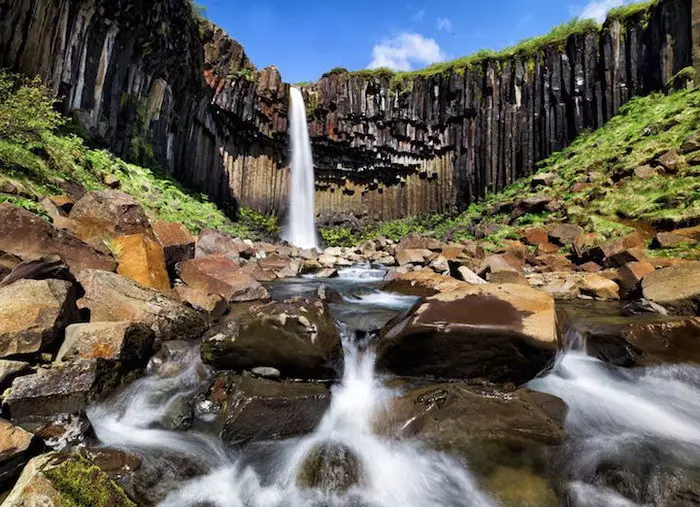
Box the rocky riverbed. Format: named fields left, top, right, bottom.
left=0, top=192, right=699, bottom=505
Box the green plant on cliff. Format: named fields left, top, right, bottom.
left=0, top=73, right=64, bottom=142
left=606, top=0, right=657, bottom=22
left=229, top=67, right=257, bottom=83
left=0, top=71, right=276, bottom=240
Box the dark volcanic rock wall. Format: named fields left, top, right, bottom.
left=0, top=0, right=696, bottom=223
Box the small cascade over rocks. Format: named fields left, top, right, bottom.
left=284, top=88, right=319, bottom=250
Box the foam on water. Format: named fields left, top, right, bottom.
left=336, top=265, right=387, bottom=282
left=341, top=291, right=418, bottom=310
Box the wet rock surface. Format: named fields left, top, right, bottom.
left=297, top=442, right=364, bottom=493
left=201, top=297, right=342, bottom=378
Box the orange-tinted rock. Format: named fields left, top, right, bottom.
left=68, top=190, right=153, bottom=242
left=535, top=242, right=560, bottom=256
left=195, top=229, right=242, bottom=259
left=534, top=254, right=575, bottom=272
left=673, top=225, right=700, bottom=241
left=578, top=261, right=602, bottom=273
left=152, top=221, right=195, bottom=275
left=487, top=271, right=530, bottom=285
left=175, top=286, right=228, bottom=319
left=383, top=270, right=468, bottom=296
left=579, top=274, right=620, bottom=300
left=641, top=262, right=700, bottom=315
left=481, top=253, right=523, bottom=274
left=113, top=234, right=170, bottom=291
left=0, top=205, right=116, bottom=274
left=548, top=224, right=583, bottom=245
left=617, top=261, right=655, bottom=299
left=257, top=254, right=300, bottom=279
left=397, top=234, right=443, bottom=251
left=522, top=227, right=549, bottom=246
left=652, top=232, right=697, bottom=249
left=57, top=322, right=154, bottom=364
left=395, top=249, right=431, bottom=266
left=179, top=256, right=269, bottom=302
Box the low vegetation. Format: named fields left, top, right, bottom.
left=320, top=87, right=700, bottom=257
left=0, top=71, right=277, bottom=239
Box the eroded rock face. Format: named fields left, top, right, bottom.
left=0, top=419, right=40, bottom=488
left=152, top=221, right=195, bottom=277
left=377, top=283, right=557, bottom=383
left=77, top=269, right=207, bottom=342
left=201, top=297, right=342, bottom=378
left=0, top=205, right=116, bottom=275
left=113, top=233, right=170, bottom=291
left=57, top=322, right=155, bottom=366
left=383, top=270, right=468, bottom=297
left=218, top=375, right=330, bottom=444
left=0, top=279, right=79, bottom=359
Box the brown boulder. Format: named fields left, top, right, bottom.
left=395, top=248, right=432, bottom=266
left=548, top=224, right=583, bottom=245
left=56, top=322, right=154, bottom=365
left=641, top=262, right=700, bottom=315
left=0, top=205, right=116, bottom=274
left=578, top=274, right=620, bottom=300
left=175, top=286, right=228, bottom=319
left=68, top=190, right=152, bottom=242
left=179, top=256, right=269, bottom=302
left=113, top=234, right=170, bottom=291
left=535, top=242, right=560, bottom=256
left=152, top=221, right=195, bottom=276
left=583, top=233, right=647, bottom=267
left=383, top=270, right=467, bottom=297
left=652, top=232, right=697, bottom=249
left=617, top=261, right=655, bottom=299
left=77, top=269, right=207, bottom=342
left=397, top=233, right=443, bottom=251
left=376, top=283, right=557, bottom=383
left=257, top=254, right=301, bottom=279
left=0, top=419, right=40, bottom=488
left=201, top=297, right=342, bottom=378
left=522, top=227, right=549, bottom=246
left=0, top=279, right=79, bottom=359
left=195, top=229, right=242, bottom=259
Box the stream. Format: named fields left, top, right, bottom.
left=86, top=266, right=700, bottom=506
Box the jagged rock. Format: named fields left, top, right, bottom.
left=377, top=283, right=557, bottom=383
left=395, top=248, right=432, bottom=266
left=152, top=221, right=195, bottom=277
left=479, top=253, right=522, bottom=275
left=527, top=272, right=581, bottom=299
left=652, top=232, right=697, bottom=249
left=0, top=279, right=79, bottom=359
left=68, top=190, right=152, bottom=242
left=0, top=205, right=116, bottom=274
left=195, top=229, right=244, bottom=260
left=0, top=255, right=74, bottom=287
left=656, top=149, right=681, bottom=172
left=680, top=132, right=700, bottom=153
left=297, top=442, right=364, bottom=493
left=0, top=251, right=22, bottom=280
left=582, top=233, right=647, bottom=267
left=535, top=242, right=560, bottom=255
left=456, top=266, right=488, bottom=285
left=2, top=452, right=135, bottom=507
left=4, top=360, right=119, bottom=427
left=383, top=270, right=467, bottom=296
left=641, top=262, right=700, bottom=315
left=617, top=261, right=655, bottom=299
left=201, top=297, right=342, bottom=378
left=397, top=234, right=443, bottom=251
left=179, top=255, right=269, bottom=302
left=0, top=419, right=40, bottom=488
left=633, top=165, right=659, bottom=179
left=257, top=254, right=301, bottom=279
left=622, top=299, right=669, bottom=316
left=560, top=314, right=700, bottom=366
left=0, top=361, right=31, bottom=388
left=79, top=447, right=142, bottom=481
left=218, top=375, right=330, bottom=444
left=77, top=269, right=207, bottom=342
left=174, top=286, right=228, bottom=319
left=522, top=227, right=549, bottom=246
left=547, top=224, right=583, bottom=245
left=531, top=172, right=557, bottom=188
left=488, top=271, right=530, bottom=285
left=113, top=233, right=170, bottom=291
left=56, top=322, right=154, bottom=365
left=251, top=367, right=281, bottom=379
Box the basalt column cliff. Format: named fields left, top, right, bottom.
left=0, top=0, right=697, bottom=223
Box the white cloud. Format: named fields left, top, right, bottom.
left=368, top=32, right=446, bottom=71
left=411, top=9, right=426, bottom=21
left=578, top=0, right=625, bottom=22
left=437, top=17, right=452, bottom=31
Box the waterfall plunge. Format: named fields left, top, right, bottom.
left=284, top=87, right=319, bottom=250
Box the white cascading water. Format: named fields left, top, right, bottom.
left=87, top=281, right=492, bottom=507
left=284, top=87, right=319, bottom=250
left=529, top=351, right=700, bottom=505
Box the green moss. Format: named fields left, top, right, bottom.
left=43, top=456, right=135, bottom=507
left=229, top=67, right=257, bottom=83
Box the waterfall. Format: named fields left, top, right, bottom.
left=284, top=87, right=319, bottom=250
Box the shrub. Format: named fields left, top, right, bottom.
left=0, top=72, right=64, bottom=142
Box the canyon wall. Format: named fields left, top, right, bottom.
left=0, top=0, right=697, bottom=224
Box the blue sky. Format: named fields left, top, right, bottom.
left=199, top=0, right=638, bottom=83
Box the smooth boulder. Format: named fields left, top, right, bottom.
left=77, top=270, right=207, bottom=342
left=377, top=283, right=557, bottom=383
left=0, top=279, right=79, bottom=359
left=201, top=297, right=342, bottom=378
left=113, top=233, right=170, bottom=291
left=179, top=256, right=269, bottom=302
left=68, top=190, right=152, bottom=242
left=57, top=322, right=155, bottom=366
left=642, top=262, right=700, bottom=315
left=297, top=442, right=364, bottom=493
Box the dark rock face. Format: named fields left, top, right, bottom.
left=297, top=442, right=364, bottom=493
left=0, top=0, right=694, bottom=222
left=217, top=375, right=330, bottom=445
left=201, top=297, right=342, bottom=379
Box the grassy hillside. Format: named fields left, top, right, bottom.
left=321, top=87, right=700, bottom=259
left=0, top=72, right=278, bottom=239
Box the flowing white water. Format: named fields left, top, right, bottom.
left=284, top=87, right=318, bottom=250
left=162, top=328, right=493, bottom=507
left=529, top=351, right=700, bottom=505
